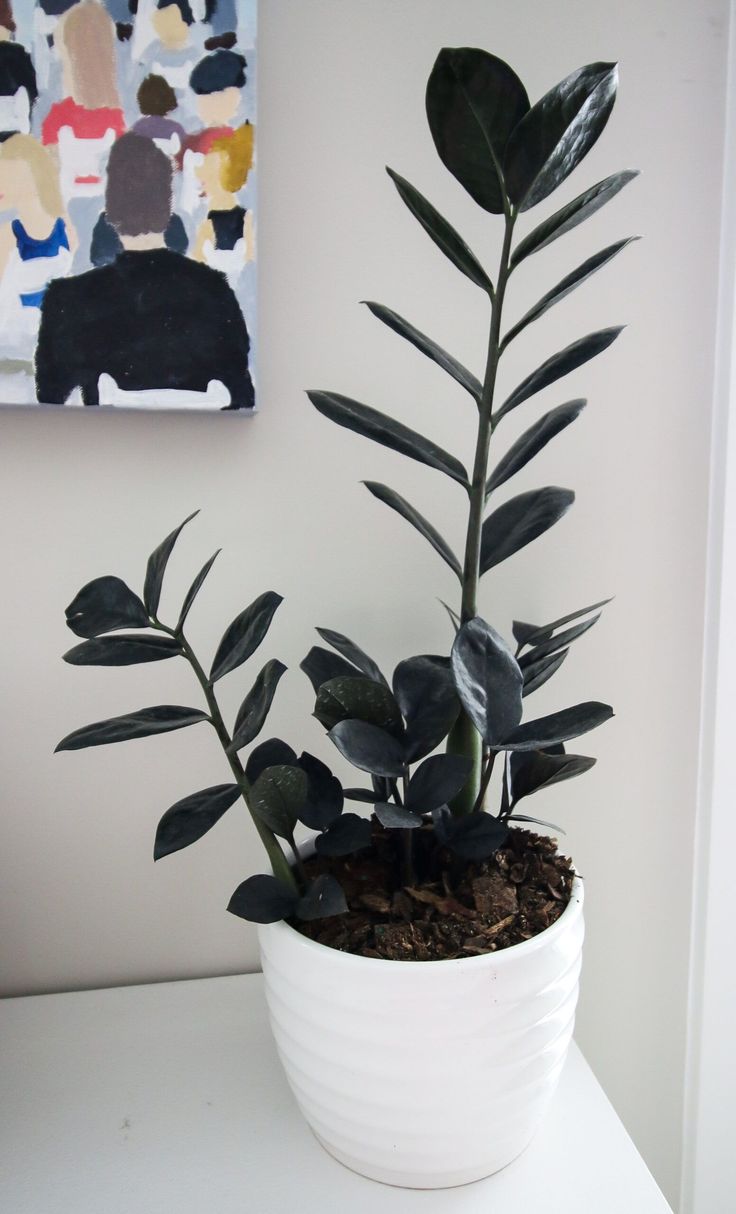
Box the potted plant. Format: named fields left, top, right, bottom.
left=57, top=47, right=636, bottom=1188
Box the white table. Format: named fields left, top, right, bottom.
left=0, top=972, right=672, bottom=1213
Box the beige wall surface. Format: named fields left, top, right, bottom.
left=0, top=0, right=729, bottom=1205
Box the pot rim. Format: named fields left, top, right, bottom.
left=260, top=872, right=583, bottom=971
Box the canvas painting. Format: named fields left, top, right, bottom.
left=0, top=0, right=256, bottom=411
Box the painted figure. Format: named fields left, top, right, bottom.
left=192, top=122, right=253, bottom=283
left=140, top=0, right=201, bottom=91
left=36, top=132, right=254, bottom=408
left=0, top=133, right=74, bottom=355
left=132, top=72, right=186, bottom=151
left=0, top=1, right=37, bottom=138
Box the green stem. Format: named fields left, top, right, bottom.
left=401, top=773, right=415, bottom=886
left=471, top=751, right=496, bottom=816
left=451, top=209, right=517, bottom=815
left=154, top=620, right=298, bottom=893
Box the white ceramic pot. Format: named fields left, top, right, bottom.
left=258, top=876, right=583, bottom=1189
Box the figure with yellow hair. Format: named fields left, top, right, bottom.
left=0, top=133, right=76, bottom=356
left=192, top=121, right=254, bottom=280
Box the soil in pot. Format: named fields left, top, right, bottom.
left=294, top=822, right=575, bottom=961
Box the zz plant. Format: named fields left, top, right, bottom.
left=58, top=48, right=634, bottom=928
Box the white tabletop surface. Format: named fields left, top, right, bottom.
left=0, top=971, right=672, bottom=1213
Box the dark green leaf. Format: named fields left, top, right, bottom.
left=144, top=510, right=199, bottom=619
left=344, top=787, right=381, bottom=803
left=250, top=765, right=307, bottom=839
left=503, top=239, right=636, bottom=349
left=481, top=487, right=574, bottom=574
left=511, top=169, right=639, bottom=269
left=439, top=599, right=461, bottom=633
left=374, top=802, right=423, bottom=829
left=300, top=645, right=361, bottom=695
left=426, top=46, right=530, bottom=214
left=386, top=167, right=493, bottom=292
left=176, top=549, right=220, bottom=632
left=307, top=391, right=469, bottom=488
left=55, top=705, right=209, bottom=752
left=154, top=783, right=241, bottom=860
left=314, top=813, right=372, bottom=857
left=228, top=874, right=298, bottom=923
left=514, top=598, right=612, bottom=649
left=296, top=874, right=348, bottom=921
left=392, top=654, right=461, bottom=762
left=505, top=62, right=618, bottom=210
left=509, top=750, right=596, bottom=805
left=363, top=302, right=481, bottom=400
left=210, top=590, right=283, bottom=684
left=329, top=720, right=406, bottom=778
left=63, top=634, right=181, bottom=666
left=229, top=659, right=288, bottom=752
left=445, top=812, right=508, bottom=860
left=406, top=753, right=472, bottom=812
left=487, top=400, right=585, bottom=495
left=314, top=675, right=404, bottom=735
left=245, top=738, right=297, bottom=784
left=501, top=701, right=613, bottom=750
left=316, top=627, right=387, bottom=687
left=451, top=618, right=523, bottom=745
left=364, top=481, right=462, bottom=579
left=509, top=813, right=566, bottom=834
left=496, top=328, right=623, bottom=423
left=520, top=614, right=601, bottom=667
left=522, top=649, right=568, bottom=697
left=65, top=575, right=149, bottom=638
left=297, top=752, right=344, bottom=831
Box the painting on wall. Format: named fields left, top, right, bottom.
left=0, top=0, right=257, bottom=411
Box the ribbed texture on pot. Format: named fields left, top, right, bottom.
left=259, top=878, right=584, bottom=1189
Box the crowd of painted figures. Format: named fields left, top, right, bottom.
left=0, top=0, right=256, bottom=409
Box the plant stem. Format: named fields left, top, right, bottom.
left=450, top=210, right=516, bottom=815
left=154, top=621, right=299, bottom=893
left=471, top=751, right=496, bottom=816
left=401, top=773, right=415, bottom=886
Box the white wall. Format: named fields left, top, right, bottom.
left=0, top=1, right=729, bottom=1206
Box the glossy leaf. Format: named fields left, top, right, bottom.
left=229, top=659, right=287, bottom=752
left=314, top=812, right=372, bottom=857
left=509, top=813, right=566, bottom=834
left=509, top=749, right=596, bottom=805
left=297, top=752, right=344, bottom=831
left=501, top=701, right=613, bottom=751
left=406, top=753, right=472, bottom=813
left=519, top=613, right=601, bottom=667
left=228, top=874, right=298, bottom=924
left=487, top=400, right=586, bottom=495
left=503, top=239, right=636, bottom=348
left=250, top=765, right=307, bottom=839
left=65, top=575, right=149, bottom=638
left=374, top=802, right=423, bottom=829
left=176, top=549, right=220, bottom=632
left=364, top=302, right=481, bottom=400
left=300, top=645, right=361, bottom=695
left=328, top=719, right=406, bottom=778
left=245, top=738, right=297, bottom=784
left=514, top=598, right=612, bottom=650
left=314, top=675, right=403, bottom=735
left=56, top=705, right=209, bottom=752
left=63, top=634, right=181, bottom=666
left=154, top=783, right=241, bottom=860
left=511, top=169, right=639, bottom=269
left=445, top=812, right=508, bottom=860
left=505, top=62, right=618, bottom=210
left=364, top=481, right=462, bottom=579
left=307, top=391, right=469, bottom=488
left=522, top=649, right=568, bottom=697
left=451, top=618, right=523, bottom=745
left=296, top=874, right=348, bottom=921
left=316, top=627, right=387, bottom=687
left=344, top=787, right=381, bottom=803
left=386, top=167, right=493, bottom=292
left=496, top=328, right=623, bottom=423
left=392, top=654, right=461, bottom=762
left=481, top=487, right=574, bottom=574
left=426, top=46, right=530, bottom=214
left=144, top=510, right=199, bottom=619
left=210, top=591, right=283, bottom=684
